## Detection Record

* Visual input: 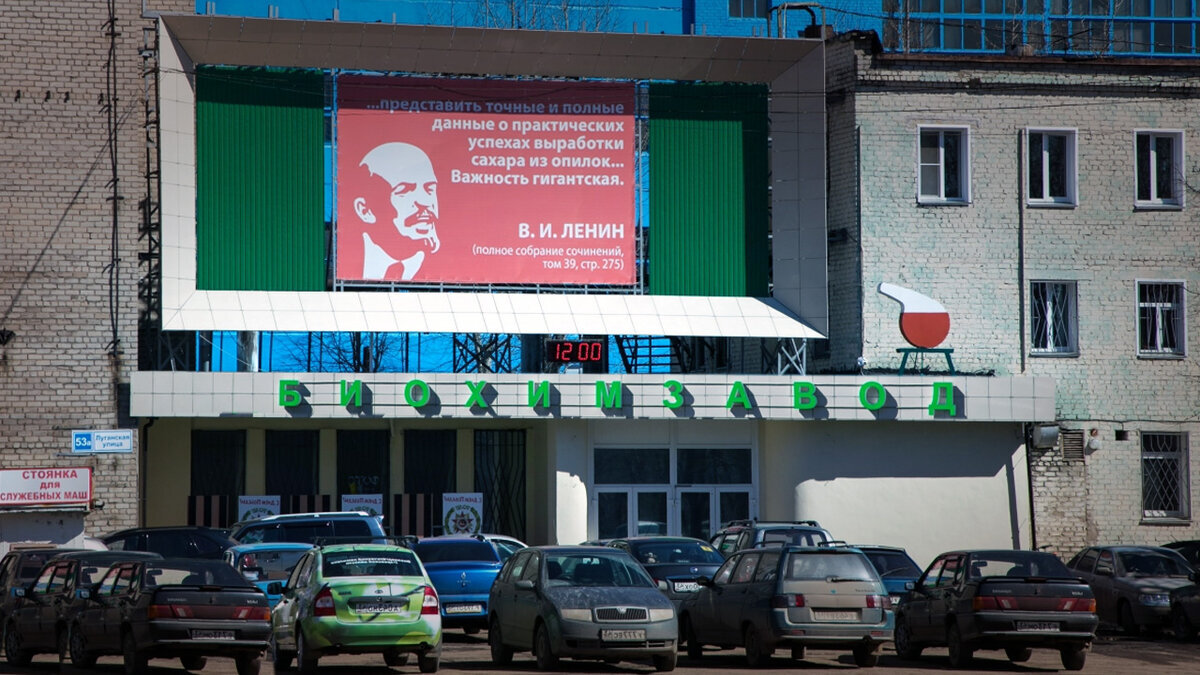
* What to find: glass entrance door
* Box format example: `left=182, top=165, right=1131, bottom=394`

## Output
left=596, top=489, right=669, bottom=540
left=676, top=488, right=752, bottom=541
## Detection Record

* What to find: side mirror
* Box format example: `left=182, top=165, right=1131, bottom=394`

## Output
left=266, top=582, right=283, bottom=595
left=657, top=580, right=669, bottom=592
left=12, top=587, right=25, bottom=598
left=696, top=576, right=713, bottom=587
left=905, top=581, right=916, bottom=591
left=77, top=588, right=91, bottom=600
left=515, top=579, right=535, bottom=591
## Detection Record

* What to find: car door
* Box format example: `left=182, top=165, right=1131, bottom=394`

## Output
left=490, top=550, right=526, bottom=645
left=273, top=551, right=314, bottom=648
left=78, top=564, right=118, bottom=651
left=1087, top=550, right=1120, bottom=623
left=688, top=553, right=738, bottom=643
left=511, top=551, right=543, bottom=649
left=742, top=550, right=780, bottom=637
left=33, top=562, right=73, bottom=648
left=903, top=555, right=946, bottom=643
left=929, top=554, right=966, bottom=642
left=719, top=552, right=762, bottom=639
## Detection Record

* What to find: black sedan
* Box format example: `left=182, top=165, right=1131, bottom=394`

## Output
left=4, top=550, right=161, bottom=666
left=895, top=549, right=1098, bottom=670
left=67, top=558, right=271, bottom=675
left=606, top=536, right=725, bottom=609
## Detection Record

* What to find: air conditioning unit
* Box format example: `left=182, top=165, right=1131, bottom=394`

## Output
left=1028, top=424, right=1060, bottom=449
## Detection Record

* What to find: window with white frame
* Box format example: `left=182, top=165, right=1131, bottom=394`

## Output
left=1027, top=129, right=1077, bottom=205
left=1031, top=281, right=1077, bottom=355
left=1142, top=432, right=1189, bottom=520
left=1135, top=130, right=1184, bottom=207
left=1137, top=281, right=1186, bottom=357
left=918, top=126, right=970, bottom=203
left=728, top=0, right=768, bottom=18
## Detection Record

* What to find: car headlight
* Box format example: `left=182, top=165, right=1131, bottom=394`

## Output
left=648, top=608, right=675, bottom=622
left=560, top=609, right=592, bottom=621
left=1138, top=593, right=1171, bottom=607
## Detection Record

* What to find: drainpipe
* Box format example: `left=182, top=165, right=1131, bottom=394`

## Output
left=139, top=417, right=155, bottom=527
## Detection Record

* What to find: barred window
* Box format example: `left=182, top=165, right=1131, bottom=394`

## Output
left=1137, top=281, right=1186, bottom=356
left=1031, top=281, right=1078, bottom=355
left=1142, top=432, right=1189, bottom=519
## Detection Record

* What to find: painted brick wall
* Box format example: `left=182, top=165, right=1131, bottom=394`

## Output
left=0, top=0, right=188, bottom=536
left=824, top=35, right=1200, bottom=551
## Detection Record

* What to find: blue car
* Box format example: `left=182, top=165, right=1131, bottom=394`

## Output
left=223, top=542, right=314, bottom=607
left=413, top=536, right=505, bottom=634
left=857, top=544, right=923, bottom=606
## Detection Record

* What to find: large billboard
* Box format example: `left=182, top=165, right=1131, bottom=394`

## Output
left=336, top=76, right=636, bottom=285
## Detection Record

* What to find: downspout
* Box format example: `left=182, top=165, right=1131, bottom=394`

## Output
left=1017, top=131, right=1037, bottom=551
left=139, top=417, right=155, bottom=527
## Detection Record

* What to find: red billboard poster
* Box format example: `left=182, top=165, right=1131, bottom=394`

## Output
left=336, top=76, right=636, bottom=285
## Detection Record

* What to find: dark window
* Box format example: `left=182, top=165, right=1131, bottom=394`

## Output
left=266, top=429, right=319, bottom=495
left=191, top=430, right=246, bottom=495
left=338, top=429, right=390, bottom=510
left=729, top=0, right=768, bottom=18
left=404, top=429, right=456, bottom=493
left=677, top=448, right=751, bottom=483
left=594, top=448, right=669, bottom=484
left=475, top=429, right=527, bottom=540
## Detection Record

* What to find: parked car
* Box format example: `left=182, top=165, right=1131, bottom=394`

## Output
left=412, top=536, right=505, bottom=634
left=0, top=546, right=81, bottom=634
left=103, top=525, right=240, bottom=559
left=856, top=545, right=923, bottom=606
left=1066, top=545, right=1194, bottom=635
left=231, top=511, right=387, bottom=545
left=606, top=536, right=725, bottom=610
left=1163, top=540, right=1200, bottom=571
left=481, top=534, right=528, bottom=562
left=896, top=549, right=1097, bottom=670
left=267, top=542, right=441, bottom=673
left=224, top=542, right=314, bottom=607
left=3, top=550, right=162, bottom=666
left=708, top=519, right=832, bottom=558
left=488, top=545, right=678, bottom=671
left=67, top=557, right=271, bottom=674
left=1168, top=578, right=1200, bottom=641
left=679, top=542, right=891, bottom=667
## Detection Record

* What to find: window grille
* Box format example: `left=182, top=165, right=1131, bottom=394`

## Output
left=1137, top=281, right=1185, bottom=356
left=1142, top=432, right=1189, bottom=519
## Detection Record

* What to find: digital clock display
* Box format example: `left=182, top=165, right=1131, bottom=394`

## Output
left=546, top=339, right=606, bottom=363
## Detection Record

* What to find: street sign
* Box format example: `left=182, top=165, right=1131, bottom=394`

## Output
left=71, top=429, right=134, bottom=454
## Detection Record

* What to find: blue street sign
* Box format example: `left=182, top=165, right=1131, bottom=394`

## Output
left=71, top=429, right=134, bottom=454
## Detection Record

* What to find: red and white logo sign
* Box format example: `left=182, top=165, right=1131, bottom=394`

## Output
left=878, top=282, right=951, bottom=348
left=335, top=76, right=636, bottom=286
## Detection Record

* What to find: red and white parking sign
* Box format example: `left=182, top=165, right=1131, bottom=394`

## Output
left=0, top=467, right=92, bottom=506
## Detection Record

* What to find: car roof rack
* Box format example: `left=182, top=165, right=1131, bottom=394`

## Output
left=721, top=518, right=823, bottom=529
left=310, top=535, right=408, bottom=548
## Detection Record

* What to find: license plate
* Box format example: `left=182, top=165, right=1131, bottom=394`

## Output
left=354, top=602, right=407, bottom=614
left=444, top=603, right=483, bottom=614
left=190, top=630, right=235, bottom=640
left=672, top=581, right=700, bottom=593
left=1016, top=621, right=1060, bottom=632
left=601, top=629, right=646, bottom=641
left=813, top=610, right=859, bottom=621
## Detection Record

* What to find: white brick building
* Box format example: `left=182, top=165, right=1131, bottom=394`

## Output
left=822, top=32, right=1200, bottom=555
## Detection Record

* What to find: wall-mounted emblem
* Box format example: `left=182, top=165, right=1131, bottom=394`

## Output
left=877, top=283, right=950, bottom=349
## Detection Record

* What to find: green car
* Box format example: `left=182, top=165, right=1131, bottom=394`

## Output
left=267, top=543, right=442, bottom=673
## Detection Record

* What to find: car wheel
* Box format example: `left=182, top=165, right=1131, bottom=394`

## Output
left=296, top=629, right=318, bottom=675
left=852, top=644, right=879, bottom=668
left=1119, top=600, right=1142, bottom=636
left=5, top=622, right=32, bottom=666
left=1060, top=645, right=1087, bottom=671
left=271, top=633, right=295, bottom=671
left=1173, top=605, right=1197, bottom=641
left=69, top=623, right=97, bottom=668
left=1005, top=646, right=1033, bottom=662
left=122, top=630, right=148, bottom=675
left=652, top=651, right=677, bottom=672
left=489, top=617, right=513, bottom=666
left=384, top=649, right=410, bottom=666
left=181, top=655, right=208, bottom=670
left=417, top=651, right=439, bottom=673
left=946, top=623, right=973, bottom=669
left=894, top=619, right=922, bottom=660
left=743, top=624, right=771, bottom=667
left=534, top=623, right=559, bottom=671
left=235, top=654, right=262, bottom=675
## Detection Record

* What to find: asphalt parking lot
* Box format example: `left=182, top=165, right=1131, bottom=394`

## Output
left=2, top=631, right=1199, bottom=675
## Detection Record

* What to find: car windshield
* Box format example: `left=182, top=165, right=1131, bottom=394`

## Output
left=864, top=550, right=922, bottom=578
left=785, top=552, right=876, bottom=581
left=762, top=529, right=828, bottom=547
left=967, top=553, right=1072, bottom=579
left=236, top=549, right=309, bottom=582
left=546, top=553, right=655, bottom=588
left=1119, top=551, right=1192, bottom=577
left=146, top=561, right=251, bottom=587
left=414, top=540, right=499, bottom=563
left=628, top=541, right=724, bottom=565
left=322, top=550, right=424, bottom=578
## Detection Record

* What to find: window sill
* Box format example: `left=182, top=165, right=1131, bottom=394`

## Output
left=1026, top=201, right=1077, bottom=209
left=1134, top=202, right=1183, bottom=211
left=1137, top=352, right=1186, bottom=360
left=917, top=199, right=971, bottom=207
left=1030, top=351, right=1079, bottom=358
left=1139, top=517, right=1191, bottom=526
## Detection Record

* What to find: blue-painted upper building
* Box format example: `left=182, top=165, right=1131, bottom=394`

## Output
left=200, top=0, right=1199, bottom=56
